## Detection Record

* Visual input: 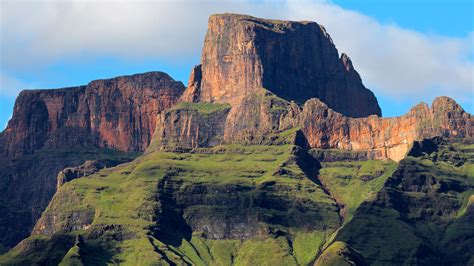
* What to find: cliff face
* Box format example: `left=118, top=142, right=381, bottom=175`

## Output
left=334, top=138, right=474, bottom=265
left=160, top=13, right=471, bottom=160
left=183, top=13, right=381, bottom=118
left=154, top=93, right=472, bottom=162
left=1, top=71, right=185, bottom=157
left=0, top=71, right=185, bottom=252
left=299, top=96, right=472, bottom=161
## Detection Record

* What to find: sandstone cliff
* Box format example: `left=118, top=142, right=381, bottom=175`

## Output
left=155, top=92, right=472, bottom=162
left=156, top=14, right=471, bottom=162
left=181, top=13, right=381, bottom=118
left=0, top=71, right=185, bottom=252
left=1, top=71, right=185, bottom=158
left=299, top=96, right=472, bottom=161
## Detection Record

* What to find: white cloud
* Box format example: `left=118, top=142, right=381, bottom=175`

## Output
left=0, top=0, right=472, bottom=107
left=282, top=0, right=474, bottom=103
left=0, top=73, right=33, bottom=97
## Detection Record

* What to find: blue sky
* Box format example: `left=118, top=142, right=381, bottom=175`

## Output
left=1, top=0, right=473, bottom=130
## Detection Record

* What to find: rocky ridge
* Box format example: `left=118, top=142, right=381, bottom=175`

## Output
left=0, top=72, right=185, bottom=252
left=0, top=12, right=472, bottom=265
left=181, top=13, right=381, bottom=118
left=1, top=71, right=185, bottom=158
left=153, top=14, right=472, bottom=162
left=334, top=137, right=474, bottom=265
left=153, top=92, right=472, bottom=161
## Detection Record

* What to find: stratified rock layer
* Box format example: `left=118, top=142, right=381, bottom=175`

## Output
left=299, top=96, right=472, bottom=161
left=0, top=71, right=185, bottom=252
left=183, top=14, right=381, bottom=118
left=333, top=138, right=474, bottom=265
left=153, top=93, right=472, bottom=161
left=1, top=71, right=185, bottom=157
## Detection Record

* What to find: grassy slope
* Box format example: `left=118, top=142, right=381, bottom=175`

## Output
left=0, top=147, right=139, bottom=254
left=171, top=102, right=231, bottom=115
left=0, top=137, right=403, bottom=265
left=0, top=144, right=342, bottom=265
left=318, top=160, right=397, bottom=223
left=333, top=139, right=474, bottom=265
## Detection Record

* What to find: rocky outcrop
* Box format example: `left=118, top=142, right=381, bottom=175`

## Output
left=1, top=71, right=185, bottom=158
left=153, top=14, right=470, bottom=161
left=56, top=159, right=126, bottom=189
left=0, top=71, right=185, bottom=252
left=148, top=102, right=231, bottom=152
left=333, top=138, right=474, bottom=265
left=299, top=96, right=472, bottom=161
left=184, top=13, right=381, bottom=118
left=153, top=94, right=471, bottom=161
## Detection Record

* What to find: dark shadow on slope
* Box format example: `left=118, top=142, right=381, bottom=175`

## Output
left=152, top=174, right=192, bottom=247
left=292, top=131, right=344, bottom=226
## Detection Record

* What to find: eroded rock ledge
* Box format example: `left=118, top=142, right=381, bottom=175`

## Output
left=153, top=91, right=472, bottom=161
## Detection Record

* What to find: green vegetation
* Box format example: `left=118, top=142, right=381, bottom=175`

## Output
left=0, top=146, right=139, bottom=255
left=0, top=144, right=340, bottom=265
left=2, top=137, right=472, bottom=265
left=319, top=159, right=397, bottom=222
left=314, top=241, right=366, bottom=266
left=333, top=139, right=474, bottom=265
left=172, top=102, right=231, bottom=115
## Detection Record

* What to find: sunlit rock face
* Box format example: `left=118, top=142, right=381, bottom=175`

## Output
left=185, top=13, right=381, bottom=118
left=0, top=71, right=185, bottom=158
left=168, top=14, right=471, bottom=162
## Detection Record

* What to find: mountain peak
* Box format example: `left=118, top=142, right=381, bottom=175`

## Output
left=185, top=14, right=381, bottom=118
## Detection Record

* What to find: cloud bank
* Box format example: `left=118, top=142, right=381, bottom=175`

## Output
left=1, top=0, right=472, bottom=106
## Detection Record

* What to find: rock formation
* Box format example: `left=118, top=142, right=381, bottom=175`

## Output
left=333, top=138, right=474, bottom=265
left=154, top=92, right=472, bottom=161
left=0, top=13, right=472, bottom=265
left=299, top=96, right=472, bottom=161
left=0, top=71, right=185, bottom=251
left=1, top=71, right=185, bottom=158
left=157, top=14, right=471, bottom=161
left=181, top=13, right=381, bottom=118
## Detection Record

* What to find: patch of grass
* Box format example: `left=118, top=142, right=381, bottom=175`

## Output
left=319, top=159, right=397, bottom=222
left=292, top=231, right=327, bottom=265
left=173, top=102, right=231, bottom=115
left=233, top=237, right=297, bottom=266
left=314, top=241, right=366, bottom=266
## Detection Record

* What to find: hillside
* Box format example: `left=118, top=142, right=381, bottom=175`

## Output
left=0, top=13, right=472, bottom=265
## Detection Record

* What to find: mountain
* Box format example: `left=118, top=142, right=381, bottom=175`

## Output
left=0, top=72, right=185, bottom=252
left=153, top=14, right=471, bottom=161
left=0, top=13, right=472, bottom=265
left=334, top=137, right=474, bottom=265
left=181, top=14, right=381, bottom=118
left=151, top=94, right=471, bottom=162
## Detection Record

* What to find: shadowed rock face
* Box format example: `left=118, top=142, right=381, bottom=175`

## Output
left=182, top=13, right=381, bottom=118
left=334, top=138, right=474, bottom=265
left=0, top=71, right=185, bottom=158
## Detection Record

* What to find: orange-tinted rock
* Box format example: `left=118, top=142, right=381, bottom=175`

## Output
left=185, top=13, right=381, bottom=118
left=0, top=71, right=185, bottom=250
left=1, top=72, right=185, bottom=157
left=180, top=65, right=202, bottom=103
left=153, top=94, right=471, bottom=162
left=299, top=97, right=472, bottom=161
